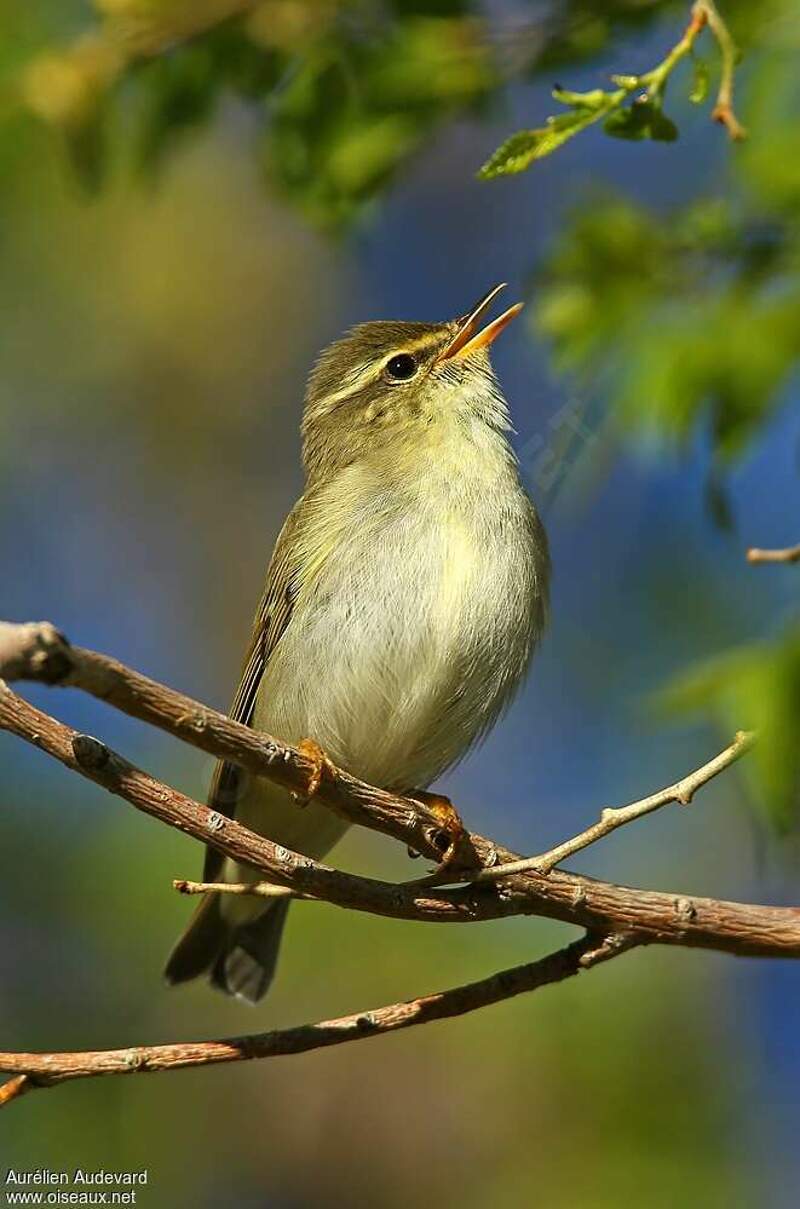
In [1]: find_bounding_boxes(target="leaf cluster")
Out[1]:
[16,2,500,228]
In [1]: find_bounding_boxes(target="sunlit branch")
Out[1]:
[747,543,800,565]
[0,933,633,1104]
[474,730,755,879]
[0,621,797,959]
[1,618,799,1110]
[175,879,301,901]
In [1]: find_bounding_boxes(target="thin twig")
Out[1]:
[174,879,301,901]
[0,1075,34,1106]
[474,730,755,880]
[698,0,747,140]
[747,543,800,565]
[640,1,707,98]
[0,932,633,1102]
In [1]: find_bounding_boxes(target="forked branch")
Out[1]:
[0,619,797,1109]
[1,653,797,954]
[474,730,754,880]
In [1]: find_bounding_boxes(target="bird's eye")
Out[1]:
[384,353,418,383]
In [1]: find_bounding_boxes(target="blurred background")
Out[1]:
[1,1,799,1205]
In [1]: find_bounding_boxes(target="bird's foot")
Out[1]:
[293,738,335,806]
[408,790,468,873]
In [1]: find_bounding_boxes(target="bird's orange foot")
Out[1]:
[293,738,335,806]
[408,790,467,869]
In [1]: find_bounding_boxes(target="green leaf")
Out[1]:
[689,57,710,104]
[650,109,679,141]
[603,102,651,140]
[551,85,614,111]
[478,107,604,178]
[604,100,678,142]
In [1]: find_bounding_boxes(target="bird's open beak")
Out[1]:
[438,283,524,361]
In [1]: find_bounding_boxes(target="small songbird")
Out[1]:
[165,284,550,1002]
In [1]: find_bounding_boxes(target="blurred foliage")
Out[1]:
[533,2,800,466]
[532,4,800,830]
[660,624,800,829]
[0,2,797,852]
[535,190,800,462]
[10,0,502,225]
[5,0,686,227]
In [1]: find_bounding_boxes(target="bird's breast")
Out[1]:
[256,438,546,790]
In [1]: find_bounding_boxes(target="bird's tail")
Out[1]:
[164,895,290,1004]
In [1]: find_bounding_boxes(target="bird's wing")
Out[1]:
[202,498,311,882]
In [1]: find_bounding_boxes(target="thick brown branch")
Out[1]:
[0,621,469,868]
[0,932,632,1101]
[1,618,799,1105]
[2,664,798,957]
[0,681,478,923]
[747,543,800,565]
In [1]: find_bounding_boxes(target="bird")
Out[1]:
[164,283,550,1002]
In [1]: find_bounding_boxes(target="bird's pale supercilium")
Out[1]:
[165,284,550,1002]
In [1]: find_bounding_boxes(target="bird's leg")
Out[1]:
[293,738,336,806]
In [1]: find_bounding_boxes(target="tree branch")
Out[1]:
[174,879,300,901]
[699,0,747,140]
[1,623,798,959]
[746,543,800,565]
[0,621,470,868]
[0,932,632,1102]
[0,1076,34,1107]
[474,730,755,879]
[1,618,799,1108]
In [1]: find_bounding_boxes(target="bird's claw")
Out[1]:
[293,738,335,806]
[409,790,468,871]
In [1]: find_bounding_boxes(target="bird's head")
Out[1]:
[301,284,523,479]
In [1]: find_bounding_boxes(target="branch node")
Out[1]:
[0,620,73,684]
[72,733,111,771]
[177,710,209,734]
[571,881,588,908]
[674,896,698,925]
